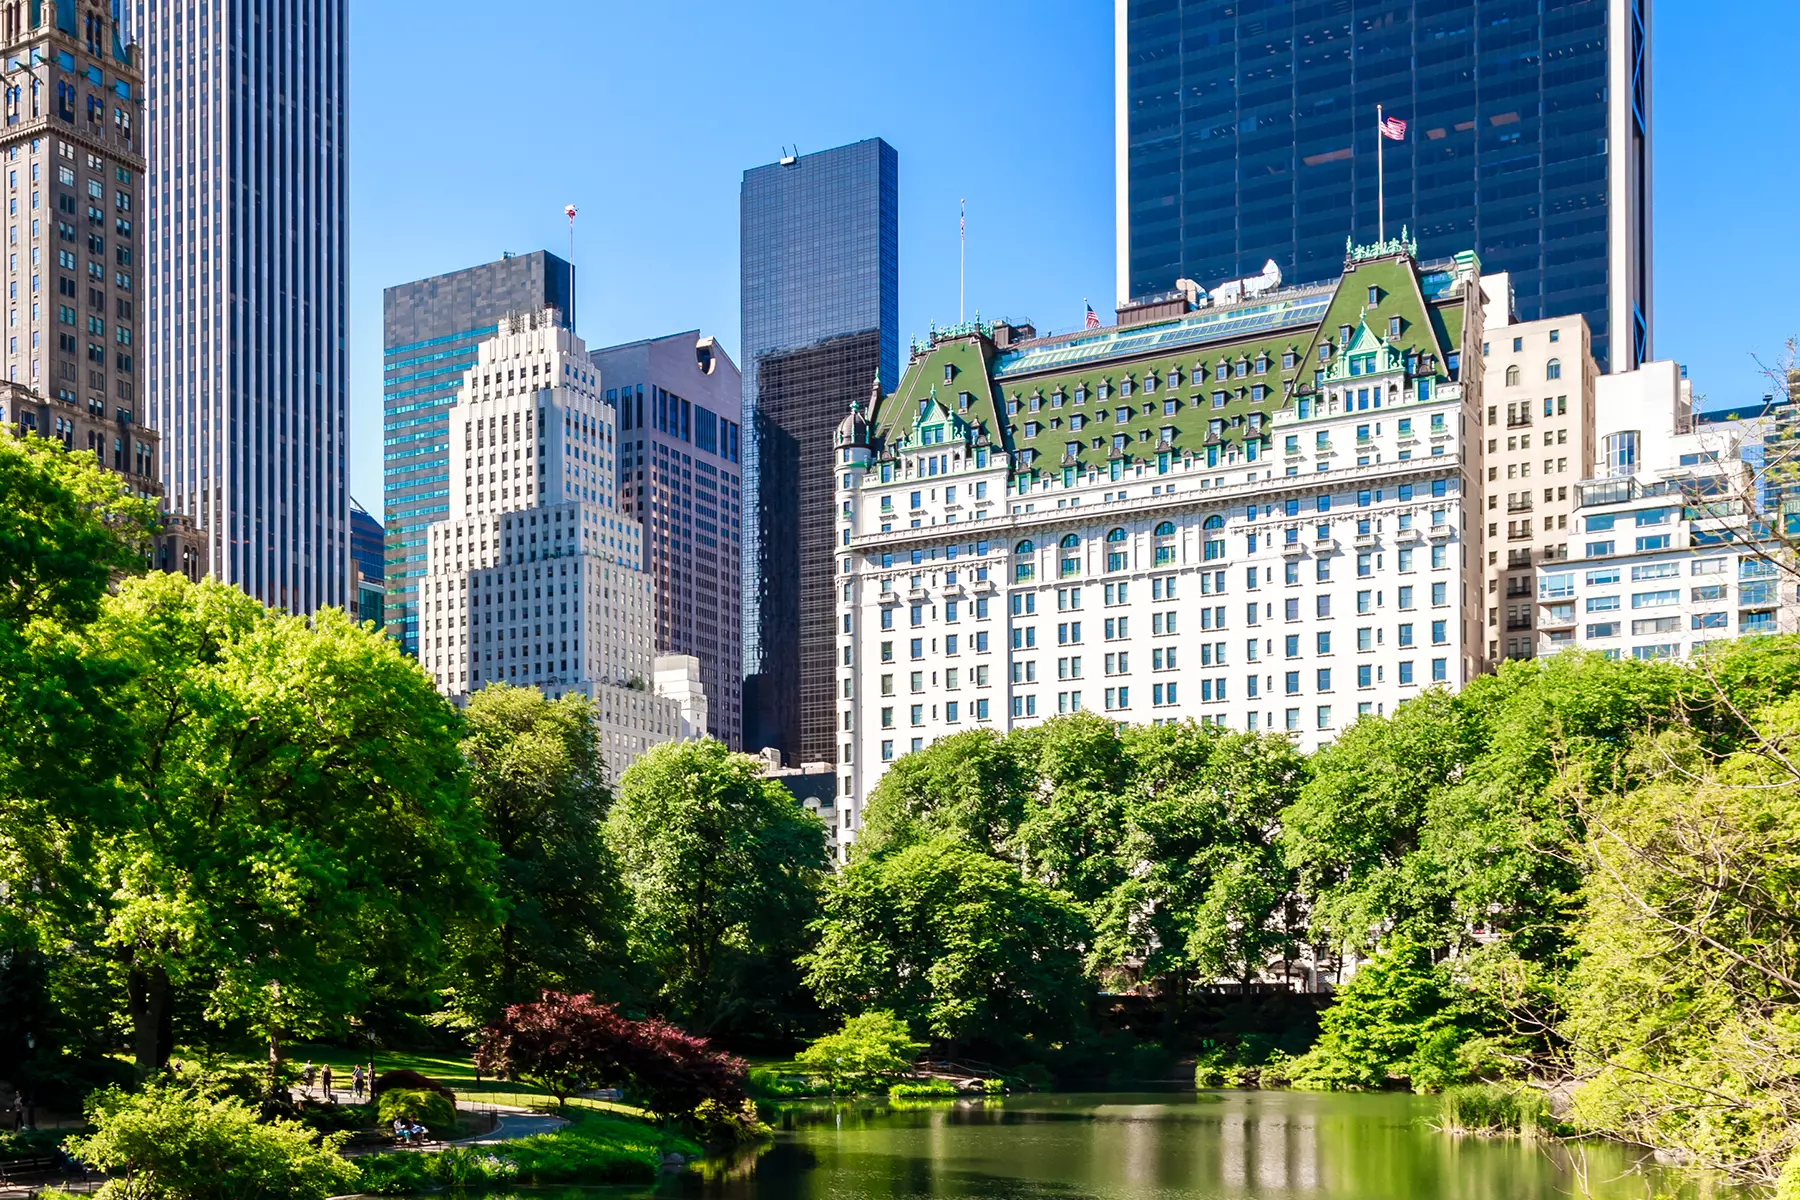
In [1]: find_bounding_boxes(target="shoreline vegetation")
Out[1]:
[2,434,1797,1195]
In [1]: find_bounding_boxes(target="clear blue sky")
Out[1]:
[347,2,1798,512]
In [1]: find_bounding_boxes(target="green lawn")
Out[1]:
[280,1043,650,1118]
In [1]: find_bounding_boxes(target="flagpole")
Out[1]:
[1376,105,1385,244]
[959,198,966,324]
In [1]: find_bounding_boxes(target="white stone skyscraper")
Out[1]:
[421,311,686,780]
[136,0,348,612]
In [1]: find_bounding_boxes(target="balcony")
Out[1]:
[1427,523,1454,540]
[1508,526,1534,542]
[1313,533,1338,553]
[1507,498,1534,513]
[1281,537,1307,558]
[1507,414,1533,429]
[1505,617,1533,632]
[1538,606,1576,628]
[1508,550,1533,569]
[1353,529,1378,549]
[1394,526,1423,545]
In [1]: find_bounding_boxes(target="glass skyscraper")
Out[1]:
[1118,0,1650,371]
[138,0,350,613]
[740,138,898,764]
[381,251,574,655]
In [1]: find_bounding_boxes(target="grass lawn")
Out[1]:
[278,1043,652,1119]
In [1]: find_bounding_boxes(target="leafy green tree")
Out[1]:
[65,1079,357,1200]
[1092,727,1305,997]
[1556,697,1800,1185]
[75,572,495,1080]
[1013,713,1134,906]
[442,685,628,1027]
[1287,940,1484,1092]
[794,1011,926,1092]
[804,835,1088,1052]
[606,740,827,1041]
[856,729,1026,856]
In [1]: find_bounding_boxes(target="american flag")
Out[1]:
[1085,301,1100,329]
[1379,115,1407,141]
[565,204,577,222]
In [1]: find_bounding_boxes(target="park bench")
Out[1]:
[0,1153,89,1189]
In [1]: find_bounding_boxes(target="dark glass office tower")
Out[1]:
[382,251,574,655]
[1119,0,1651,370]
[740,139,898,765]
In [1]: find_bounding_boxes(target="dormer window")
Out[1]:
[1389,315,1403,337]
[1120,377,1134,397]
[1006,398,1020,415]
[1115,407,1130,424]
[1028,393,1041,412]
[943,364,955,383]
[1098,380,1111,400]
[1283,350,1297,369]
[959,390,972,410]
[1051,389,1064,408]
[1074,385,1087,405]
[1255,355,1269,374]
[1167,366,1181,388]
[1339,324,1352,342]
[1160,425,1175,443]
[1367,285,1380,306]
[1319,343,1332,362]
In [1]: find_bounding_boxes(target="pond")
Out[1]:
[485,1092,1745,1200]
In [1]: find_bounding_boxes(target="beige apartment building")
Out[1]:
[1476,313,1600,661]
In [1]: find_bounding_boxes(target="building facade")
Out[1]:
[137,0,349,613]
[1477,305,1599,661]
[1117,0,1652,370]
[350,498,383,628]
[1537,362,1800,661]
[591,331,744,748]
[0,0,203,582]
[834,243,1489,845]
[418,310,682,780]
[383,251,575,654]
[740,138,898,764]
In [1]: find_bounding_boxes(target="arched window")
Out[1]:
[1059,533,1080,577]
[1546,358,1562,380]
[1014,539,1036,582]
[1106,528,1129,573]
[1504,365,1520,386]
[1156,520,1177,536]
[1200,515,1222,531]
[1154,520,1180,565]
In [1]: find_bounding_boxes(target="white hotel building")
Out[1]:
[831,244,1492,843]
[419,310,688,779]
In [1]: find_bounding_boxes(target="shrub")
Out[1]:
[376,1087,456,1137]
[692,1097,772,1144]
[370,1068,454,1102]
[746,1066,820,1098]
[355,1147,519,1195]
[795,1011,925,1093]
[63,1081,356,1200]
[505,1110,698,1184]
[889,1079,957,1099]
[1438,1083,1552,1136]
[476,991,746,1116]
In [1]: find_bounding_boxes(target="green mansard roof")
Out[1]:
[866,247,1479,476]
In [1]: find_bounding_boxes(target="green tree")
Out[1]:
[442,684,628,1027]
[794,1011,926,1092]
[856,729,1026,856]
[1287,940,1483,1092]
[803,834,1089,1052]
[606,740,827,1041]
[65,1079,357,1200]
[1013,713,1134,906]
[75,572,495,1081]
[1092,727,1304,998]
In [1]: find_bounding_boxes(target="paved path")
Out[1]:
[449,1103,567,1146]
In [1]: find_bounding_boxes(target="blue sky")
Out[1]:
[348,2,1798,511]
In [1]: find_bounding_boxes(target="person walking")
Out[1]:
[320,1063,334,1104]
[351,1064,365,1101]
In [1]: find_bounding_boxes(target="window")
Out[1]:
[1431,658,1448,682]
[1505,365,1520,386]
[1546,358,1562,381]
[1399,661,1414,684]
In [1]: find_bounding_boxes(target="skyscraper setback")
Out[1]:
[740,138,898,765]
[1117,0,1651,371]
[383,251,575,655]
[137,0,349,612]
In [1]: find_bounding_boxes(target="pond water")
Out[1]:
[490,1092,1743,1200]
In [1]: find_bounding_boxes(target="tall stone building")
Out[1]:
[418,311,687,780]
[383,251,575,654]
[0,0,200,579]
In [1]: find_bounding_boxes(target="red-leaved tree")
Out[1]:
[475,991,746,1115]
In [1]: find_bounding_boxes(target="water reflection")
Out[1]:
[468,1092,1741,1200]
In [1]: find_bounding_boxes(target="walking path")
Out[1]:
[448,1101,566,1146]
